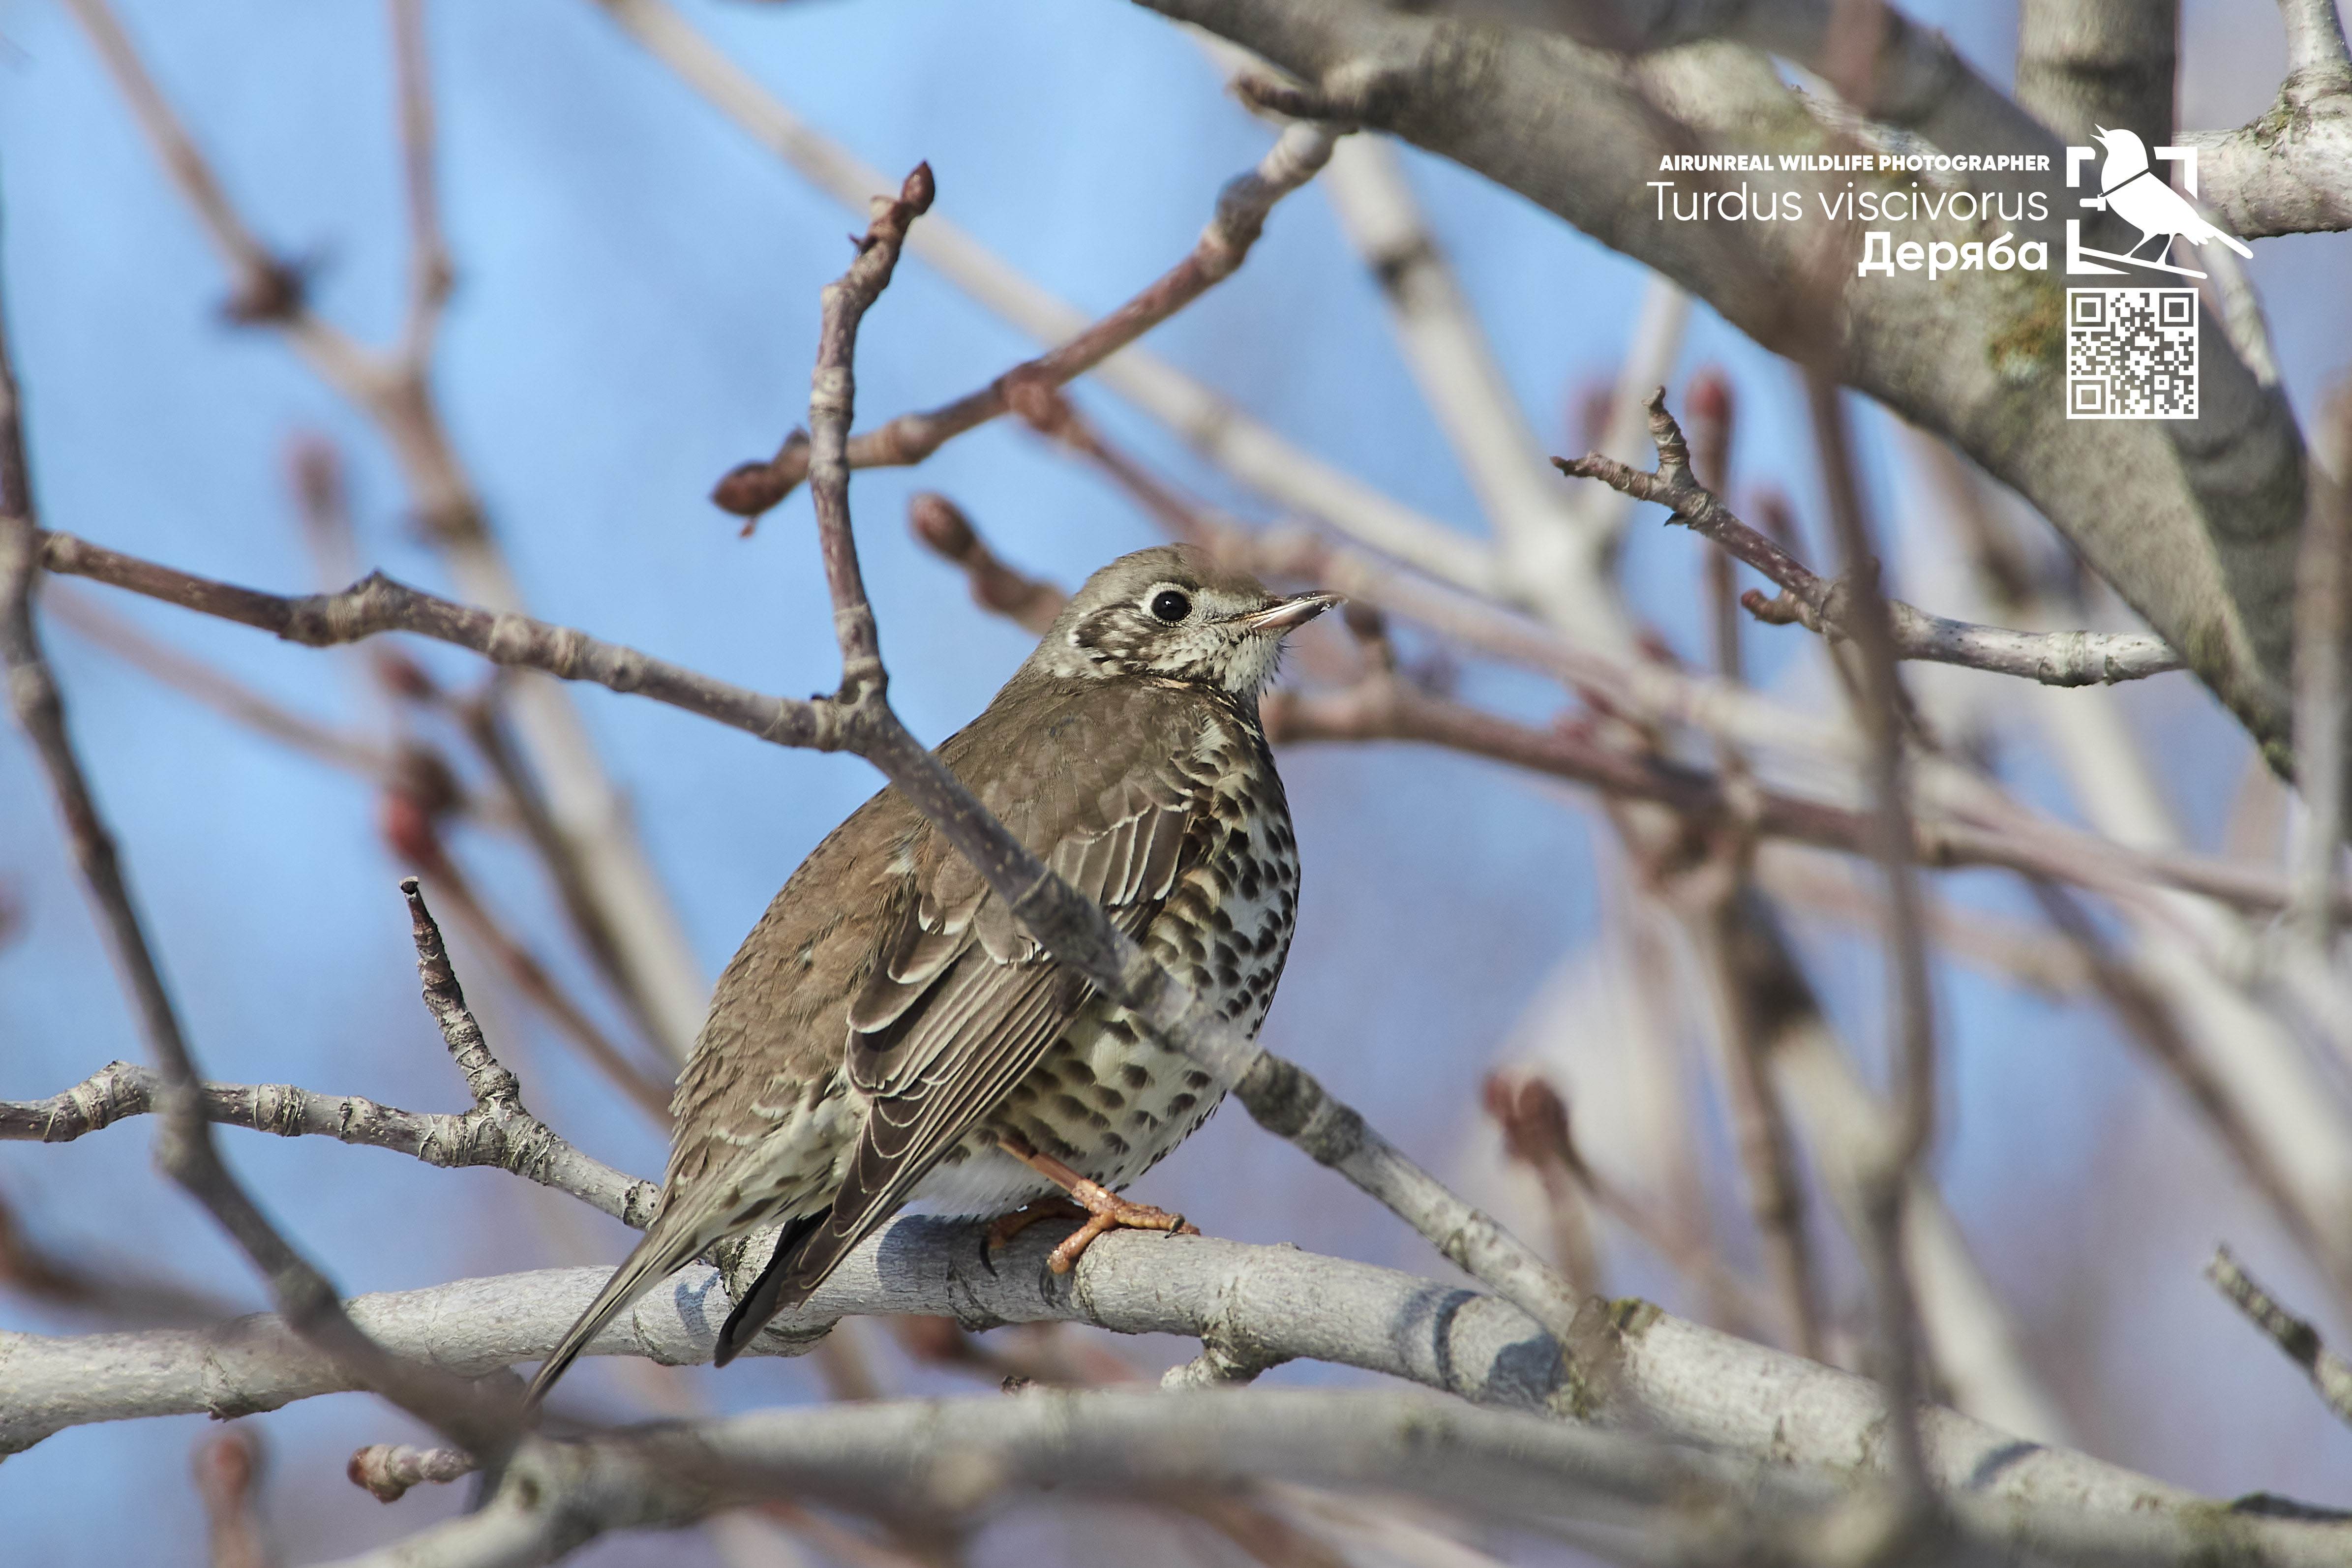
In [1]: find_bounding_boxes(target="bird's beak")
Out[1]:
[1230,590,1343,635]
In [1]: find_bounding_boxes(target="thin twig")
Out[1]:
[0,1184,240,1327]
[1685,886,1828,1361]
[400,854,676,1124]
[1804,364,1935,1511]
[2205,1245,2352,1427]
[1553,393,2183,688]
[1481,1073,1603,1300]
[2030,881,2324,1266]
[0,1059,659,1228]
[712,119,1346,522]
[1483,1071,1773,1338]
[905,492,1064,635]
[389,0,453,365]
[41,583,398,786]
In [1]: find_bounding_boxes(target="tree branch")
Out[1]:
[714,119,1348,525]
[0,1060,659,1230]
[66,0,712,1064]
[2206,1244,2352,1429]
[0,253,508,1458]
[1555,390,2184,687]
[1142,0,2302,752]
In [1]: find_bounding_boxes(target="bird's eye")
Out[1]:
[1148,588,1193,624]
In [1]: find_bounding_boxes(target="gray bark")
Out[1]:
[1137,0,2306,752]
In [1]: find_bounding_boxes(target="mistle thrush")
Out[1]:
[528,545,1336,1403]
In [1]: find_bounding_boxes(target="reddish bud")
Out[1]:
[1686,367,1733,427]
[907,493,978,563]
[371,649,440,703]
[711,460,792,518]
[1481,1069,1576,1173]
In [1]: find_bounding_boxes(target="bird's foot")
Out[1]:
[984,1196,1089,1257]
[990,1133,1201,1273]
[1044,1178,1199,1275]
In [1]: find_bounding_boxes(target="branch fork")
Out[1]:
[1555,390,2185,690]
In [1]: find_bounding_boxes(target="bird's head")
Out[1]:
[1028,543,1340,697]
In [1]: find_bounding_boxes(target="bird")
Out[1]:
[2086,125,2253,262]
[525,544,1338,1407]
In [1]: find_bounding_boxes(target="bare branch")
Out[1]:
[1480,1072,1604,1300]
[302,1386,2352,1568]
[401,856,676,1124]
[2206,1245,2352,1427]
[0,264,508,1457]
[0,1184,240,1328]
[906,492,1064,635]
[2180,1,2352,239]
[30,524,2340,929]
[1682,889,1827,1361]
[1554,392,2184,688]
[390,0,453,363]
[589,0,1492,594]
[42,583,399,785]
[68,0,710,1063]
[8,1208,2344,1566]
[59,0,314,327]
[715,121,1346,526]
[0,1060,659,1230]
[1803,356,1936,1510]
[325,1389,1846,1568]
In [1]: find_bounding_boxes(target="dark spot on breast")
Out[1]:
[1093,1086,1126,1112]
[1167,1093,1198,1116]
[1181,1070,1212,1091]
[1121,1063,1151,1089]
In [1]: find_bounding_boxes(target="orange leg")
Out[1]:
[983,1195,1088,1253]
[995,1136,1200,1273]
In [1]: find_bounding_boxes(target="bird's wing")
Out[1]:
[721,681,1215,1344]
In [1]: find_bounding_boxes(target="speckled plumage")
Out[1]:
[527,546,1328,1404]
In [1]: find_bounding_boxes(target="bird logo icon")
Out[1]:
[2069,127,2251,278]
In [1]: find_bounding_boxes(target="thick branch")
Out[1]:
[10,1246,2348,1568]
[332,1390,1842,1568]
[1556,390,2184,687]
[1143,0,2302,751]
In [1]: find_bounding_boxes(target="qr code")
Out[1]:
[2066,288,2197,419]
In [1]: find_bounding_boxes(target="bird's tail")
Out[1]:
[2214,228,2255,259]
[524,1222,706,1411]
